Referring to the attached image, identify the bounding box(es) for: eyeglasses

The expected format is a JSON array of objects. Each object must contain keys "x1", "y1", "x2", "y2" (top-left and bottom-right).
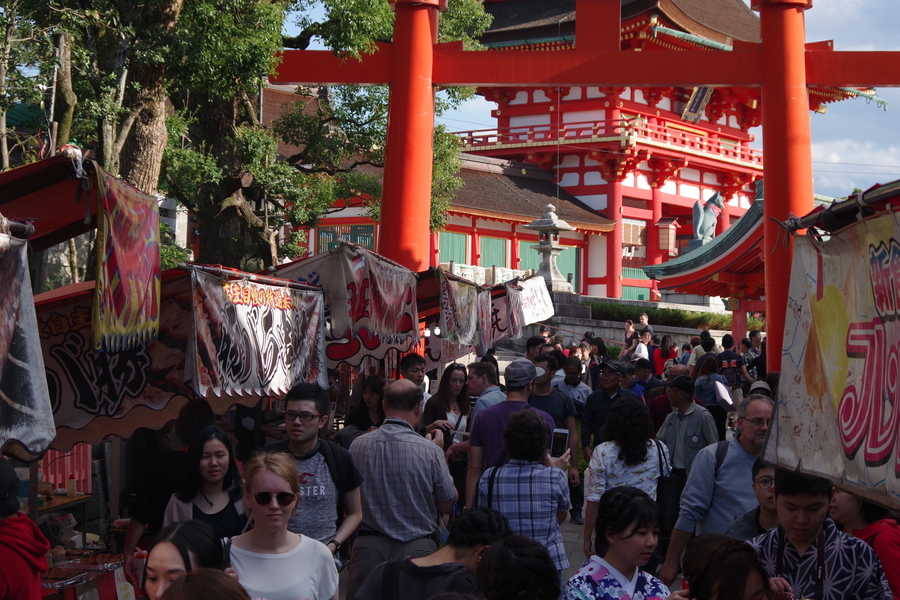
[
  {"x1": 741, "y1": 417, "x2": 770, "y2": 427},
  {"x1": 448, "y1": 363, "x2": 466, "y2": 370},
  {"x1": 284, "y1": 411, "x2": 324, "y2": 422},
  {"x1": 754, "y1": 476, "x2": 774, "y2": 489},
  {"x1": 253, "y1": 491, "x2": 297, "y2": 506}
]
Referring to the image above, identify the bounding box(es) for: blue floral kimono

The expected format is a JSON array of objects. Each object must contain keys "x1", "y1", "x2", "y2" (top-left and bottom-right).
[{"x1": 564, "y1": 556, "x2": 670, "y2": 600}]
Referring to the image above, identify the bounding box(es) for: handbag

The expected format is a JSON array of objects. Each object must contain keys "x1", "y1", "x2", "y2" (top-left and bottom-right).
[{"x1": 654, "y1": 440, "x2": 680, "y2": 536}]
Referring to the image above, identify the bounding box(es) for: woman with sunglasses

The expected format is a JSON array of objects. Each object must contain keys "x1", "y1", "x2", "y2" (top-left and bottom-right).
[
  {"x1": 424, "y1": 364, "x2": 470, "y2": 506},
  {"x1": 229, "y1": 452, "x2": 338, "y2": 600},
  {"x1": 163, "y1": 426, "x2": 247, "y2": 538}
]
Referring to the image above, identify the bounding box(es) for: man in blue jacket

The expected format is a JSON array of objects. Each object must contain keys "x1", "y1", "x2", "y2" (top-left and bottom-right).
[{"x1": 659, "y1": 394, "x2": 773, "y2": 586}]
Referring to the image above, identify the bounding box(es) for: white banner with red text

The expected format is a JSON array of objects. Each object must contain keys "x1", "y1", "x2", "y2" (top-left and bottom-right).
[{"x1": 765, "y1": 211, "x2": 900, "y2": 508}]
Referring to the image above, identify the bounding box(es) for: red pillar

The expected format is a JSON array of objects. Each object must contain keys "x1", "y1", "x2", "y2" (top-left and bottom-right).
[
  {"x1": 378, "y1": 0, "x2": 447, "y2": 271},
  {"x1": 648, "y1": 186, "x2": 664, "y2": 299},
  {"x1": 606, "y1": 95, "x2": 624, "y2": 299},
  {"x1": 753, "y1": 0, "x2": 814, "y2": 372},
  {"x1": 607, "y1": 180, "x2": 623, "y2": 298},
  {"x1": 732, "y1": 307, "x2": 748, "y2": 342}
]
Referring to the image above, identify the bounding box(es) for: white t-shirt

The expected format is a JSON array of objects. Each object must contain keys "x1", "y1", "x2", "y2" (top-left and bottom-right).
[{"x1": 231, "y1": 534, "x2": 338, "y2": 600}]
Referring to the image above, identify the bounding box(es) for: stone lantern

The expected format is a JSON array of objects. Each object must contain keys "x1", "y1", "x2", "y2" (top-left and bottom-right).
[{"x1": 524, "y1": 203, "x2": 576, "y2": 293}]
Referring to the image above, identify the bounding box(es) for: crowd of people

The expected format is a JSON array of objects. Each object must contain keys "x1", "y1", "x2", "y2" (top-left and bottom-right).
[{"x1": 2, "y1": 318, "x2": 899, "y2": 600}]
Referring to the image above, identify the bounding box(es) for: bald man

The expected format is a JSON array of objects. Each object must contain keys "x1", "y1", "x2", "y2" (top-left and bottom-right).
[{"x1": 347, "y1": 379, "x2": 457, "y2": 599}]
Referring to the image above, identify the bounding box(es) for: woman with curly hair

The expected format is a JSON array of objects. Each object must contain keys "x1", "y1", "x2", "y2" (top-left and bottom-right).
[
  {"x1": 477, "y1": 410, "x2": 570, "y2": 573},
  {"x1": 582, "y1": 398, "x2": 670, "y2": 559}
]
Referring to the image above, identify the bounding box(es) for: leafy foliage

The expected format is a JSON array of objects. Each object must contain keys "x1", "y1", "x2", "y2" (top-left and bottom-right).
[
  {"x1": 159, "y1": 223, "x2": 190, "y2": 271},
  {"x1": 583, "y1": 301, "x2": 766, "y2": 332}
]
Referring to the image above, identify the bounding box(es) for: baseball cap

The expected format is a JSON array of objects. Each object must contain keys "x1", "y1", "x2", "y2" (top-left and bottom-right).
[
  {"x1": 598, "y1": 360, "x2": 624, "y2": 375},
  {"x1": 664, "y1": 375, "x2": 695, "y2": 395},
  {"x1": 632, "y1": 357, "x2": 653, "y2": 370},
  {"x1": 504, "y1": 358, "x2": 545, "y2": 387},
  {"x1": 749, "y1": 380, "x2": 771, "y2": 394}
]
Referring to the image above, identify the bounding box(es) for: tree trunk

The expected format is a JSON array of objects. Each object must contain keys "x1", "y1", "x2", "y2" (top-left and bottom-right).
[
  {"x1": 52, "y1": 32, "x2": 77, "y2": 148},
  {"x1": 118, "y1": 0, "x2": 184, "y2": 193},
  {"x1": 119, "y1": 62, "x2": 167, "y2": 194}
]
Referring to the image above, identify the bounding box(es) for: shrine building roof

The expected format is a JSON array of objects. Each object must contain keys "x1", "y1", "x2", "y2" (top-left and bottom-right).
[
  {"x1": 480, "y1": 0, "x2": 760, "y2": 46},
  {"x1": 451, "y1": 155, "x2": 616, "y2": 233}
]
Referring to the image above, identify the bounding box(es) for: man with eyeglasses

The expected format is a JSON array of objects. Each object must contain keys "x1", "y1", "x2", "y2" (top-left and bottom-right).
[
  {"x1": 724, "y1": 458, "x2": 779, "y2": 541},
  {"x1": 659, "y1": 394, "x2": 774, "y2": 586},
  {"x1": 348, "y1": 379, "x2": 457, "y2": 600},
  {"x1": 261, "y1": 383, "x2": 363, "y2": 564}
]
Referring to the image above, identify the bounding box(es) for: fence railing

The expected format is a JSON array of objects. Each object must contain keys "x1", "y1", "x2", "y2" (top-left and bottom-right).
[{"x1": 455, "y1": 119, "x2": 763, "y2": 166}]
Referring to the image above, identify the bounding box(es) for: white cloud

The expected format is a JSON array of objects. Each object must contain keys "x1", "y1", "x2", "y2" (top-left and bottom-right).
[{"x1": 811, "y1": 139, "x2": 900, "y2": 197}]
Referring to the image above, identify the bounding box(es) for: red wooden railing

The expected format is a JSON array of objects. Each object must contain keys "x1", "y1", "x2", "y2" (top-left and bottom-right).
[
  {"x1": 40, "y1": 444, "x2": 93, "y2": 494},
  {"x1": 455, "y1": 119, "x2": 763, "y2": 166}
]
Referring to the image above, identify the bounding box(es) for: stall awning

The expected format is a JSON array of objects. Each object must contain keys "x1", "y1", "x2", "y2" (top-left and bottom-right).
[{"x1": 0, "y1": 154, "x2": 99, "y2": 252}]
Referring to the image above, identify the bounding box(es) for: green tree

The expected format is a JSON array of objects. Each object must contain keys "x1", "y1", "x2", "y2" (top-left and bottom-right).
[{"x1": 159, "y1": 0, "x2": 489, "y2": 268}]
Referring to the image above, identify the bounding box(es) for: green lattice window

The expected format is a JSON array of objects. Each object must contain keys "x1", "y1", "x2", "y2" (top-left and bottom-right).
[
  {"x1": 439, "y1": 232, "x2": 467, "y2": 264},
  {"x1": 317, "y1": 224, "x2": 375, "y2": 254},
  {"x1": 480, "y1": 237, "x2": 507, "y2": 268}
]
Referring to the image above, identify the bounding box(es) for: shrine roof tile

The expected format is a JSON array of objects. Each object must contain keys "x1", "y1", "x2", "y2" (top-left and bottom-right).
[
  {"x1": 481, "y1": 0, "x2": 759, "y2": 46},
  {"x1": 452, "y1": 156, "x2": 615, "y2": 233}
]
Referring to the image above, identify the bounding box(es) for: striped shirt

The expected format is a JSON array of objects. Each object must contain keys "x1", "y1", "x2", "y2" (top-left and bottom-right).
[
  {"x1": 478, "y1": 459, "x2": 570, "y2": 570},
  {"x1": 350, "y1": 418, "x2": 456, "y2": 542}
]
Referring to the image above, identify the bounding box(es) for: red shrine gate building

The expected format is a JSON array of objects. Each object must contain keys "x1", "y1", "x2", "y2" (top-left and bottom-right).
[{"x1": 305, "y1": 0, "x2": 864, "y2": 303}]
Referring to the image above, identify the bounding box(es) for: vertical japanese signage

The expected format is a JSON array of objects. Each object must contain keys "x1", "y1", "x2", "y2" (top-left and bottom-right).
[{"x1": 766, "y1": 211, "x2": 900, "y2": 507}]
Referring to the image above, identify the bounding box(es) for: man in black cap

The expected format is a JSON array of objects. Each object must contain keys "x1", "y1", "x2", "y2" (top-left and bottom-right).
[
  {"x1": 0, "y1": 457, "x2": 50, "y2": 600},
  {"x1": 632, "y1": 357, "x2": 663, "y2": 400},
  {"x1": 580, "y1": 361, "x2": 641, "y2": 463}
]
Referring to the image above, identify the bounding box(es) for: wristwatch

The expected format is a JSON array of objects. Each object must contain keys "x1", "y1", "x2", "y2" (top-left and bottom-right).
[{"x1": 326, "y1": 539, "x2": 341, "y2": 554}]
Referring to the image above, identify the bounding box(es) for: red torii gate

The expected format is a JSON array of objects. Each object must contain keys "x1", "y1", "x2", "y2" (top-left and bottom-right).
[{"x1": 272, "y1": 0, "x2": 900, "y2": 370}]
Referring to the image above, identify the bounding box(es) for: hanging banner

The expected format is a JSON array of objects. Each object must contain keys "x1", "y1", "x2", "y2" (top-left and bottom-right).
[
  {"x1": 92, "y1": 169, "x2": 161, "y2": 352},
  {"x1": 765, "y1": 211, "x2": 900, "y2": 508},
  {"x1": 438, "y1": 270, "x2": 480, "y2": 346},
  {"x1": 275, "y1": 246, "x2": 418, "y2": 367},
  {"x1": 506, "y1": 277, "x2": 555, "y2": 339},
  {"x1": 476, "y1": 290, "x2": 494, "y2": 354},
  {"x1": 187, "y1": 271, "x2": 326, "y2": 397},
  {"x1": 490, "y1": 294, "x2": 510, "y2": 343},
  {"x1": 0, "y1": 234, "x2": 56, "y2": 459}
]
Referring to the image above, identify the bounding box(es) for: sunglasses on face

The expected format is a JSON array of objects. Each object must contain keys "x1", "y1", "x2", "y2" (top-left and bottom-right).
[{"x1": 253, "y1": 491, "x2": 296, "y2": 506}]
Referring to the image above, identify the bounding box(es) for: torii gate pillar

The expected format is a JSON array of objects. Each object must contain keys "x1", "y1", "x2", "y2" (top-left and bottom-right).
[
  {"x1": 378, "y1": 0, "x2": 447, "y2": 272},
  {"x1": 753, "y1": 0, "x2": 815, "y2": 369}
]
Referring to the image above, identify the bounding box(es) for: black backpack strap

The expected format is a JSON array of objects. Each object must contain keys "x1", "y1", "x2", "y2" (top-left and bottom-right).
[
  {"x1": 486, "y1": 466, "x2": 500, "y2": 509},
  {"x1": 381, "y1": 558, "x2": 403, "y2": 600},
  {"x1": 714, "y1": 440, "x2": 729, "y2": 478},
  {"x1": 221, "y1": 538, "x2": 232, "y2": 568},
  {"x1": 864, "y1": 531, "x2": 883, "y2": 547}
]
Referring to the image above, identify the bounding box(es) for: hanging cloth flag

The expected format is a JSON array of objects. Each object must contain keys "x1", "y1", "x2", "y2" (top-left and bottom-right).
[
  {"x1": 274, "y1": 245, "x2": 419, "y2": 367},
  {"x1": 438, "y1": 269, "x2": 480, "y2": 346},
  {"x1": 0, "y1": 231, "x2": 56, "y2": 459},
  {"x1": 186, "y1": 269, "x2": 327, "y2": 397},
  {"x1": 505, "y1": 276, "x2": 555, "y2": 339},
  {"x1": 682, "y1": 87, "x2": 714, "y2": 124},
  {"x1": 92, "y1": 169, "x2": 161, "y2": 351}
]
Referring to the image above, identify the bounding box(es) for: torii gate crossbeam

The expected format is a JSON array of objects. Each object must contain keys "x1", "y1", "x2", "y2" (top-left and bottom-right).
[{"x1": 273, "y1": 0, "x2": 900, "y2": 371}]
